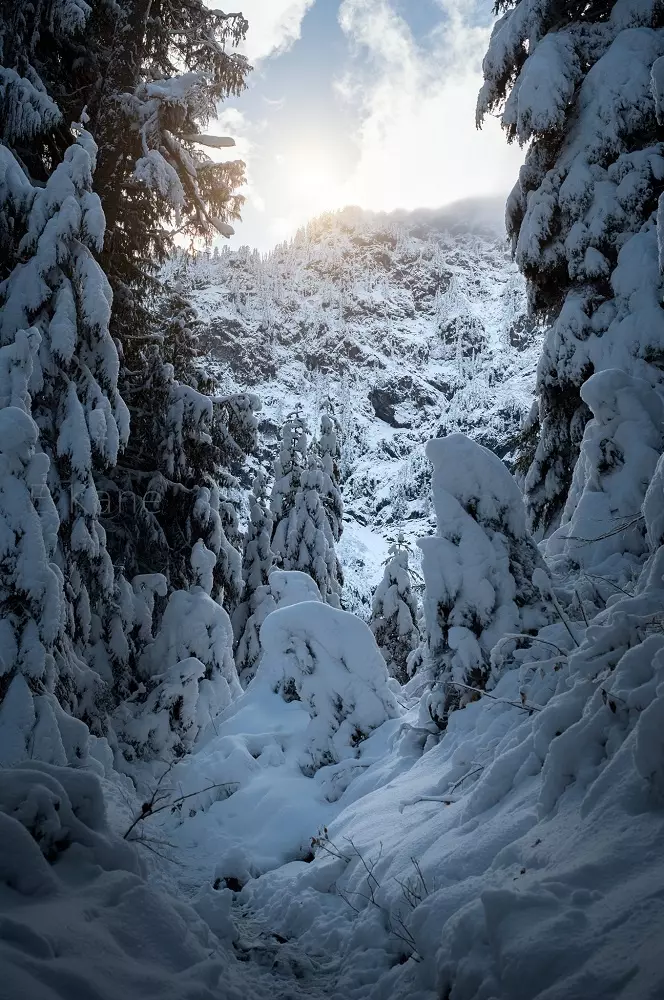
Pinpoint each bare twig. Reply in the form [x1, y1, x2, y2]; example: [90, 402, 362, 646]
[123, 778, 237, 840]
[449, 680, 542, 712]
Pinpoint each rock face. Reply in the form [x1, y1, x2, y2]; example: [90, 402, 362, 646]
[172, 197, 541, 614]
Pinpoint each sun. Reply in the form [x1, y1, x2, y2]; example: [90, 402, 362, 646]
[286, 152, 345, 216]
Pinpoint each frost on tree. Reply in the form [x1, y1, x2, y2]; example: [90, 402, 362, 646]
[256, 602, 400, 775]
[546, 370, 664, 593]
[0, 129, 129, 721]
[115, 588, 241, 759]
[478, 0, 664, 535]
[370, 533, 420, 685]
[418, 434, 550, 730]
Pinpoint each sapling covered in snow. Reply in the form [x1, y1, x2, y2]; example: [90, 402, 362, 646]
[256, 601, 400, 774]
[418, 434, 550, 729]
[370, 533, 420, 685]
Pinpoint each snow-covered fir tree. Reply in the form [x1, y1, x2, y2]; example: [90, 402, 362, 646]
[0, 128, 129, 723]
[418, 434, 550, 730]
[0, 330, 64, 699]
[546, 369, 664, 599]
[271, 413, 309, 562]
[477, 0, 664, 536]
[233, 470, 275, 684]
[369, 533, 420, 685]
[315, 408, 344, 542]
[274, 455, 342, 608]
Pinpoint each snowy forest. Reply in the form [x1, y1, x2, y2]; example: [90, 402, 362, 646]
[0, 1, 663, 998]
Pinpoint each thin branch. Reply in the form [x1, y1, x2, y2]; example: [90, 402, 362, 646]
[449, 680, 542, 712]
[123, 780, 237, 840]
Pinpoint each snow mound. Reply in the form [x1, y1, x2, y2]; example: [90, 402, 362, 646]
[242, 537, 664, 999]
[256, 602, 401, 775]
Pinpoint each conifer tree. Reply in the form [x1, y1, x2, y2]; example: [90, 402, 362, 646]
[0, 127, 129, 720]
[234, 470, 274, 657]
[271, 414, 309, 564]
[0, 0, 255, 602]
[418, 434, 550, 730]
[477, 0, 664, 535]
[546, 369, 664, 594]
[0, 329, 64, 696]
[370, 533, 420, 685]
[278, 456, 342, 608]
[315, 408, 344, 542]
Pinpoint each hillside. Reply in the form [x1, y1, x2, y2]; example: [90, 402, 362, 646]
[176, 199, 541, 611]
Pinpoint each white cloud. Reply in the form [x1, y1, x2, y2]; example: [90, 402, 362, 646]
[235, 0, 316, 62]
[337, 0, 523, 211]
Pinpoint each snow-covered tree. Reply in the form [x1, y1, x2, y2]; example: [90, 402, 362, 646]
[546, 369, 664, 594]
[274, 456, 342, 607]
[0, 331, 64, 698]
[114, 587, 241, 759]
[233, 470, 274, 676]
[0, 128, 129, 720]
[477, 0, 664, 535]
[418, 434, 550, 730]
[257, 602, 400, 775]
[235, 568, 324, 689]
[369, 533, 420, 685]
[102, 355, 256, 608]
[271, 414, 309, 557]
[315, 409, 344, 542]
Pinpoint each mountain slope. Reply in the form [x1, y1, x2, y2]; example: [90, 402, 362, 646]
[177, 199, 541, 612]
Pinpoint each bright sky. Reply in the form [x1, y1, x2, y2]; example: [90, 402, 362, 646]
[210, 0, 524, 251]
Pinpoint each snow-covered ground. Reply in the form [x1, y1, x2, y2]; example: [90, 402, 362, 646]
[5, 571, 661, 1000]
[2, 202, 664, 1000]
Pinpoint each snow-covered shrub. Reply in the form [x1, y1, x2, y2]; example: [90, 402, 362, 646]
[0, 761, 139, 896]
[535, 484, 664, 814]
[0, 674, 93, 769]
[418, 434, 550, 729]
[236, 569, 323, 689]
[115, 588, 241, 758]
[546, 369, 664, 592]
[370, 534, 420, 685]
[256, 602, 400, 775]
[269, 568, 324, 606]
